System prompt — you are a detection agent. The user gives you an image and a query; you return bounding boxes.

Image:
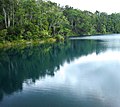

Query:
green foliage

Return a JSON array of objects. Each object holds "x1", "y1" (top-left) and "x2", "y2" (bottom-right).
[
  {"x1": 55, "y1": 34, "x2": 64, "y2": 41},
  {"x1": 40, "y1": 30, "x2": 49, "y2": 38},
  {"x1": 0, "y1": 0, "x2": 120, "y2": 43},
  {"x1": 25, "y1": 31, "x2": 33, "y2": 40},
  {"x1": 0, "y1": 15, "x2": 4, "y2": 23},
  {"x1": 0, "y1": 29, "x2": 7, "y2": 41},
  {"x1": 63, "y1": 7, "x2": 120, "y2": 36}
]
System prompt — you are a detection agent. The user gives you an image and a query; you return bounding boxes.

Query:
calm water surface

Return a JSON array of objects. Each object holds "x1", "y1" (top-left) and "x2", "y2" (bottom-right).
[{"x1": 0, "y1": 34, "x2": 120, "y2": 107}]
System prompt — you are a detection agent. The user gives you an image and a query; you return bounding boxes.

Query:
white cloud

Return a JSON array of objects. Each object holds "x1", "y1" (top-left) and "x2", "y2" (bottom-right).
[{"x1": 50, "y1": 0, "x2": 120, "y2": 14}]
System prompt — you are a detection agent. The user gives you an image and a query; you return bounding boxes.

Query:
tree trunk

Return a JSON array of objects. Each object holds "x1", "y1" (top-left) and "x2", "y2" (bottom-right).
[
  {"x1": 53, "y1": 26, "x2": 55, "y2": 36},
  {"x1": 8, "y1": 14, "x2": 11, "y2": 27},
  {"x1": 3, "y1": 7, "x2": 8, "y2": 28},
  {"x1": 12, "y1": 5, "x2": 15, "y2": 27}
]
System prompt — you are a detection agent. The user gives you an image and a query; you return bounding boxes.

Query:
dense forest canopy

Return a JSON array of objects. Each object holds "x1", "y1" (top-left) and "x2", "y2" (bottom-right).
[{"x1": 1, "y1": 0, "x2": 120, "y2": 42}]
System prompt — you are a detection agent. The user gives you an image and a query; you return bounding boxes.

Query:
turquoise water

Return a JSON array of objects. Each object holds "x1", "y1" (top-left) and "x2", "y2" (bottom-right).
[{"x1": 0, "y1": 34, "x2": 120, "y2": 107}]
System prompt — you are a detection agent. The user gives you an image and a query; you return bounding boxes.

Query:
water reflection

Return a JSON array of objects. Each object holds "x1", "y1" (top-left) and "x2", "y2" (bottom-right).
[
  {"x1": 22, "y1": 50, "x2": 120, "y2": 107},
  {"x1": 0, "y1": 38, "x2": 120, "y2": 107}
]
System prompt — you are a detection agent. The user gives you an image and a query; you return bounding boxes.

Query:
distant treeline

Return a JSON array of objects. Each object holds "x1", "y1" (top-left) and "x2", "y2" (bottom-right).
[{"x1": 1, "y1": 0, "x2": 120, "y2": 42}]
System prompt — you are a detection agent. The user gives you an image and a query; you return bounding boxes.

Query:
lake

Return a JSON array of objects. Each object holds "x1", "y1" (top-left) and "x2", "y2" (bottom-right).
[{"x1": 0, "y1": 34, "x2": 120, "y2": 107}]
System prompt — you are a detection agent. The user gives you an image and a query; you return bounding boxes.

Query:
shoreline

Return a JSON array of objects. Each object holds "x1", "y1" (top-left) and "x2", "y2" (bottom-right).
[{"x1": 0, "y1": 38, "x2": 57, "y2": 49}]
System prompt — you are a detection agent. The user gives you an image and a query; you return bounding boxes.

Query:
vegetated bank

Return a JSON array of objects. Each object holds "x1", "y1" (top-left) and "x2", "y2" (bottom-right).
[{"x1": 1, "y1": 0, "x2": 120, "y2": 48}]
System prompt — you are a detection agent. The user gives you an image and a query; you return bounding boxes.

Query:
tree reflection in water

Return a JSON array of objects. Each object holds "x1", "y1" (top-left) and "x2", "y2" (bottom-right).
[{"x1": 0, "y1": 40, "x2": 106, "y2": 101}]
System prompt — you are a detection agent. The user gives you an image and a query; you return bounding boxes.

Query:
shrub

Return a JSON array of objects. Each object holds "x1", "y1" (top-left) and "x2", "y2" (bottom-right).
[
  {"x1": 0, "y1": 29, "x2": 7, "y2": 42},
  {"x1": 40, "y1": 30, "x2": 49, "y2": 38},
  {"x1": 55, "y1": 34, "x2": 64, "y2": 42}
]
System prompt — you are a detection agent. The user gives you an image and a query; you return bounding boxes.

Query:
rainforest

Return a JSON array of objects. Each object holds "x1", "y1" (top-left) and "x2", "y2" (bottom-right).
[{"x1": 1, "y1": 0, "x2": 120, "y2": 45}]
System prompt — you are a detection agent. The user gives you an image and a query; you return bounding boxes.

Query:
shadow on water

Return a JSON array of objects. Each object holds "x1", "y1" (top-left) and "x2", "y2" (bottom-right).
[{"x1": 0, "y1": 39, "x2": 107, "y2": 101}]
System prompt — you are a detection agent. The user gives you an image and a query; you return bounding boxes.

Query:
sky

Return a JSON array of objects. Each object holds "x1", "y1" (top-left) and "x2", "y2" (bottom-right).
[{"x1": 50, "y1": 0, "x2": 120, "y2": 14}]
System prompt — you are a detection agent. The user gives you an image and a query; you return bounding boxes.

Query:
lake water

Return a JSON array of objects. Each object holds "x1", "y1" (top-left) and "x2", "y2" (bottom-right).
[{"x1": 0, "y1": 34, "x2": 120, "y2": 107}]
